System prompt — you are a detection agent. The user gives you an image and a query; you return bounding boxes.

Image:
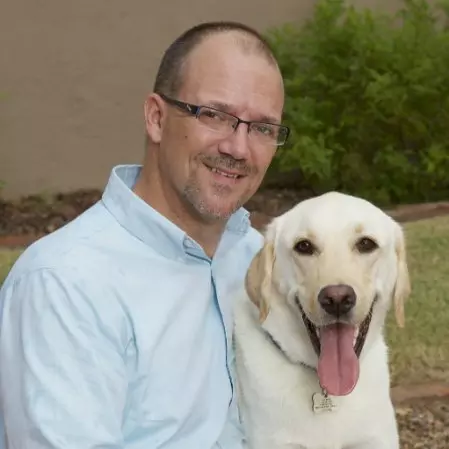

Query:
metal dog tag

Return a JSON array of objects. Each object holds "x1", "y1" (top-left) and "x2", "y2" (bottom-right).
[{"x1": 312, "y1": 390, "x2": 338, "y2": 414}]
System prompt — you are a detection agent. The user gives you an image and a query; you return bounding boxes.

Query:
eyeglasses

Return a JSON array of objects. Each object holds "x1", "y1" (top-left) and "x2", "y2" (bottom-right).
[{"x1": 158, "y1": 93, "x2": 290, "y2": 147}]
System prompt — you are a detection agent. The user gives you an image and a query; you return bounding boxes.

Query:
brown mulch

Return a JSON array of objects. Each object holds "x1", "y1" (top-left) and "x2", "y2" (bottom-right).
[
  {"x1": 0, "y1": 189, "x2": 101, "y2": 237},
  {"x1": 392, "y1": 383, "x2": 449, "y2": 447},
  {"x1": 245, "y1": 189, "x2": 449, "y2": 231},
  {"x1": 396, "y1": 398, "x2": 449, "y2": 448},
  {"x1": 0, "y1": 189, "x2": 102, "y2": 247},
  {"x1": 2, "y1": 187, "x2": 449, "y2": 248}
]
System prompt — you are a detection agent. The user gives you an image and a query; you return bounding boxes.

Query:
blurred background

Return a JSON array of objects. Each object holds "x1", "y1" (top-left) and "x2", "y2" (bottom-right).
[{"x1": 0, "y1": 0, "x2": 413, "y2": 200}]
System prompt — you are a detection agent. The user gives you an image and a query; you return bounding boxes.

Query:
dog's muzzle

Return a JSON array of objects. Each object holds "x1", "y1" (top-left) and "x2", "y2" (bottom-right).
[{"x1": 295, "y1": 294, "x2": 376, "y2": 396}]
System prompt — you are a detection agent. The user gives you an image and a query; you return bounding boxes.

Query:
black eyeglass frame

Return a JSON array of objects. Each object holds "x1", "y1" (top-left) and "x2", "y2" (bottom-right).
[{"x1": 157, "y1": 92, "x2": 290, "y2": 146}]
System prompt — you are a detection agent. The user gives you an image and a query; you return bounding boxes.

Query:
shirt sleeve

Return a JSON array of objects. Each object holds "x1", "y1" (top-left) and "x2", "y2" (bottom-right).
[{"x1": 0, "y1": 267, "x2": 128, "y2": 449}]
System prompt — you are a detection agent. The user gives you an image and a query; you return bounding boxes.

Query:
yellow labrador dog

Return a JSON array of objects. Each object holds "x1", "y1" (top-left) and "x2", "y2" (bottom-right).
[{"x1": 234, "y1": 192, "x2": 411, "y2": 449}]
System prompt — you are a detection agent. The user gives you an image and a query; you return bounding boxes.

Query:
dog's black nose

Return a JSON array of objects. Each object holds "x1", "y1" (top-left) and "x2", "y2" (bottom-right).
[{"x1": 318, "y1": 284, "x2": 356, "y2": 317}]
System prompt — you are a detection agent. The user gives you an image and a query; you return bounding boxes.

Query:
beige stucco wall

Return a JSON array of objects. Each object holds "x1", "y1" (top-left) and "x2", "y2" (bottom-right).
[{"x1": 0, "y1": 0, "x2": 405, "y2": 199}]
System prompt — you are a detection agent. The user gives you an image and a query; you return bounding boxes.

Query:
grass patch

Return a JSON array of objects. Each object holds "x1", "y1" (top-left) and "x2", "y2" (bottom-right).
[
  {"x1": 386, "y1": 215, "x2": 449, "y2": 387},
  {"x1": 0, "y1": 215, "x2": 448, "y2": 387},
  {"x1": 0, "y1": 249, "x2": 21, "y2": 286}
]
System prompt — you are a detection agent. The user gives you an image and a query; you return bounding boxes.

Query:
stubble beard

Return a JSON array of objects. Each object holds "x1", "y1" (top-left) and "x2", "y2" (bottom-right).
[{"x1": 182, "y1": 176, "x2": 245, "y2": 222}]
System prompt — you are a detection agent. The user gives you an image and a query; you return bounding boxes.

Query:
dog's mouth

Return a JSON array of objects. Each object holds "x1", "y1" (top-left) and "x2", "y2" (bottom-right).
[{"x1": 295, "y1": 296, "x2": 375, "y2": 397}]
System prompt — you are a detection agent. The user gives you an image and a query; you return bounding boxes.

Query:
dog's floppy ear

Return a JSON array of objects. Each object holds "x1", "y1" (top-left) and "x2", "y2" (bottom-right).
[
  {"x1": 245, "y1": 241, "x2": 276, "y2": 323},
  {"x1": 393, "y1": 224, "x2": 411, "y2": 328}
]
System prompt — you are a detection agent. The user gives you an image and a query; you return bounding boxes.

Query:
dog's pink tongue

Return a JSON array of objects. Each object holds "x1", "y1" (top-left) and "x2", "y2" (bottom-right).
[{"x1": 318, "y1": 323, "x2": 359, "y2": 396}]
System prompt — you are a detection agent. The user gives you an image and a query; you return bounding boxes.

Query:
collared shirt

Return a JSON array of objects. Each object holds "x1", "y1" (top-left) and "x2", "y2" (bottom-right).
[{"x1": 0, "y1": 165, "x2": 263, "y2": 449}]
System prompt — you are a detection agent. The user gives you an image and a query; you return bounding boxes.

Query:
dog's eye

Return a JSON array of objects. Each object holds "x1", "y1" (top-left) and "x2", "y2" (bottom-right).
[
  {"x1": 294, "y1": 239, "x2": 316, "y2": 255},
  {"x1": 356, "y1": 237, "x2": 378, "y2": 253}
]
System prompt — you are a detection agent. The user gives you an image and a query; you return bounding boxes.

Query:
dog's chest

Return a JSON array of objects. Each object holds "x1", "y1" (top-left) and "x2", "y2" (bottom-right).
[{"x1": 238, "y1": 365, "x2": 392, "y2": 449}]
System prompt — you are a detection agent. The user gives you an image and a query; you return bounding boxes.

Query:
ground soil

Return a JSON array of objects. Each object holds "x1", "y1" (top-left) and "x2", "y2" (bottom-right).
[
  {"x1": 396, "y1": 397, "x2": 449, "y2": 448},
  {"x1": 0, "y1": 189, "x2": 101, "y2": 247},
  {"x1": 392, "y1": 383, "x2": 449, "y2": 447},
  {"x1": 1, "y1": 187, "x2": 448, "y2": 444}
]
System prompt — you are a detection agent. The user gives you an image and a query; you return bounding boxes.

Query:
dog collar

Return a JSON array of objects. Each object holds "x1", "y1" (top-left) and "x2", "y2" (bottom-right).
[{"x1": 263, "y1": 328, "x2": 317, "y2": 373}]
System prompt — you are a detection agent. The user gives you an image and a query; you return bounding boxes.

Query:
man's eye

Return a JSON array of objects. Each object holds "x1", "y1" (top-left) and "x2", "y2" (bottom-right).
[
  {"x1": 201, "y1": 109, "x2": 225, "y2": 121},
  {"x1": 253, "y1": 124, "x2": 275, "y2": 137}
]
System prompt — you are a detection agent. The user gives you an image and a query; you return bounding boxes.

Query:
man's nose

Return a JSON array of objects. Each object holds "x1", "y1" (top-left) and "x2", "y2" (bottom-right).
[{"x1": 218, "y1": 123, "x2": 251, "y2": 160}]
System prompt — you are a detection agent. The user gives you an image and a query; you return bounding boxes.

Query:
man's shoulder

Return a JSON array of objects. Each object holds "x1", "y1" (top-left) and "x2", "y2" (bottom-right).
[
  {"x1": 243, "y1": 225, "x2": 264, "y2": 254},
  {"x1": 2, "y1": 202, "x2": 119, "y2": 285}
]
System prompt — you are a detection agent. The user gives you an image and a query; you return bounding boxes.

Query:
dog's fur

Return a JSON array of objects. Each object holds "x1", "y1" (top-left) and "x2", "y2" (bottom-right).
[{"x1": 234, "y1": 192, "x2": 411, "y2": 449}]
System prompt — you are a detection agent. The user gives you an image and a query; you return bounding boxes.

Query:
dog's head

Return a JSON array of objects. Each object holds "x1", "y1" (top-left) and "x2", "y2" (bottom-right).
[{"x1": 245, "y1": 191, "x2": 411, "y2": 396}]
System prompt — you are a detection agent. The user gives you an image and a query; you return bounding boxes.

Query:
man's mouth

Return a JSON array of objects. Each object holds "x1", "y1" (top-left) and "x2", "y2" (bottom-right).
[
  {"x1": 295, "y1": 296, "x2": 375, "y2": 397},
  {"x1": 203, "y1": 160, "x2": 248, "y2": 180},
  {"x1": 208, "y1": 166, "x2": 242, "y2": 179}
]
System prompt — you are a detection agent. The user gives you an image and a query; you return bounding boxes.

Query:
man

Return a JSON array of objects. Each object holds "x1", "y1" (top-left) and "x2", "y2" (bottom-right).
[{"x1": 0, "y1": 21, "x2": 289, "y2": 448}]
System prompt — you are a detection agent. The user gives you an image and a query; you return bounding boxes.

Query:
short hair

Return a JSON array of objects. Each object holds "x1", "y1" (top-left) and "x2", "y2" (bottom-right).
[{"x1": 153, "y1": 21, "x2": 277, "y2": 97}]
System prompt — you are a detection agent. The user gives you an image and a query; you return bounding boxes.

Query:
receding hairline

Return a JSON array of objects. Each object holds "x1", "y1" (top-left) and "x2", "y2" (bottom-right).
[
  {"x1": 197, "y1": 30, "x2": 277, "y2": 65},
  {"x1": 182, "y1": 31, "x2": 279, "y2": 86},
  {"x1": 214, "y1": 29, "x2": 278, "y2": 62},
  {"x1": 153, "y1": 23, "x2": 279, "y2": 97}
]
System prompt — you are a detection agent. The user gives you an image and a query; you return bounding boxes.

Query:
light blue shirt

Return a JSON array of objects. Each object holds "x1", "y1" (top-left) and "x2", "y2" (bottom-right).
[{"x1": 0, "y1": 164, "x2": 263, "y2": 449}]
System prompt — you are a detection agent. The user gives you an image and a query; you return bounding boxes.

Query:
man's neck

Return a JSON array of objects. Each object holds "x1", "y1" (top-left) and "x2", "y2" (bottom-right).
[{"x1": 133, "y1": 168, "x2": 226, "y2": 258}]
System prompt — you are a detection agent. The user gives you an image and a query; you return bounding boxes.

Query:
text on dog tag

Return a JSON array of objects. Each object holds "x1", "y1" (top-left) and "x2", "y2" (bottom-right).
[{"x1": 312, "y1": 391, "x2": 338, "y2": 413}]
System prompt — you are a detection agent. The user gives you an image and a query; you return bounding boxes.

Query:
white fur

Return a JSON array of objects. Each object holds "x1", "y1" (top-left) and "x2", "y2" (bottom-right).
[{"x1": 234, "y1": 191, "x2": 411, "y2": 449}]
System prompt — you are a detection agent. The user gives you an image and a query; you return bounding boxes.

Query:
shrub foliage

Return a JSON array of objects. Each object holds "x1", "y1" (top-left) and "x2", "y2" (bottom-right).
[{"x1": 265, "y1": 0, "x2": 449, "y2": 205}]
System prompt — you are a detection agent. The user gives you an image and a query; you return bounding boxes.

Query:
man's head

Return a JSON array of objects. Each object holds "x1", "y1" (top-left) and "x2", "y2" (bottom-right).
[{"x1": 142, "y1": 21, "x2": 287, "y2": 224}]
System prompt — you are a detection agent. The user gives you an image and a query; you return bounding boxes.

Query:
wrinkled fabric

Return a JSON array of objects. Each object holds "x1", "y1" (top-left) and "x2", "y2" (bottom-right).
[{"x1": 0, "y1": 164, "x2": 263, "y2": 449}]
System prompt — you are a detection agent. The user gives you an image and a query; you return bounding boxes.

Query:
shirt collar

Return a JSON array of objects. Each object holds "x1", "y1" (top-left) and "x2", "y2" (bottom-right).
[{"x1": 101, "y1": 164, "x2": 251, "y2": 259}]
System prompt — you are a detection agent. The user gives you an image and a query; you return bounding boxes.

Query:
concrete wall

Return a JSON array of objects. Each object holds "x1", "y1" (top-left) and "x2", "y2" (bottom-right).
[{"x1": 0, "y1": 0, "x2": 405, "y2": 199}]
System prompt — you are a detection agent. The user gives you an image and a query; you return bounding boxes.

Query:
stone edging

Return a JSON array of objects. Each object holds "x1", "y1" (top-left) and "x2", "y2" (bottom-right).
[
  {"x1": 0, "y1": 233, "x2": 45, "y2": 249},
  {"x1": 385, "y1": 201, "x2": 449, "y2": 223},
  {"x1": 391, "y1": 382, "x2": 449, "y2": 405}
]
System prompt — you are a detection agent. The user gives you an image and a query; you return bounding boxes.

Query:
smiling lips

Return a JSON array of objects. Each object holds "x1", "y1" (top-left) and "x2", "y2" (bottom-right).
[{"x1": 205, "y1": 164, "x2": 245, "y2": 180}]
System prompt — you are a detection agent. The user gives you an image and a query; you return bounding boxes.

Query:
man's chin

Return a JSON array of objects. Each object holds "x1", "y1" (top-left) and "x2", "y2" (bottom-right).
[
  {"x1": 193, "y1": 196, "x2": 243, "y2": 222},
  {"x1": 183, "y1": 179, "x2": 251, "y2": 222},
  {"x1": 198, "y1": 203, "x2": 239, "y2": 221}
]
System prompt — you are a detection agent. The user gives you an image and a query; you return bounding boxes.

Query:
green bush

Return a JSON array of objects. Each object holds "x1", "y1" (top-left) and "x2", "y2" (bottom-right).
[{"x1": 265, "y1": 0, "x2": 449, "y2": 206}]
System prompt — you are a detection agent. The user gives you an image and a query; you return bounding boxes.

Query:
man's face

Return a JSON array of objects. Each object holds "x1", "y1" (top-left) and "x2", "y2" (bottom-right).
[{"x1": 146, "y1": 32, "x2": 285, "y2": 222}]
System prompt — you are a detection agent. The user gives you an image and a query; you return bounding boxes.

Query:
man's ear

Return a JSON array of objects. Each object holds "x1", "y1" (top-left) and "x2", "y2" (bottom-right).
[
  {"x1": 144, "y1": 93, "x2": 166, "y2": 144},
  {"x1": 245, "y1": 242, "x2": 276, "y2": 323},
  {"x1": 393, "y1": 224, "x2": 411, "y2": 328}
]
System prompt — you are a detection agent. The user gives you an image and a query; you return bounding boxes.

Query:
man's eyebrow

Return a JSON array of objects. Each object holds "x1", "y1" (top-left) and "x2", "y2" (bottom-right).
[
  {"x1": 205, "y1": 100, "x2": 280, "y2": 125},
  {"x1": 258, "y1": 114, "x2": 281, "y2": 125},
  {"x1": 206, "y1": 100, "x2": 234, "y2": 112}
]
